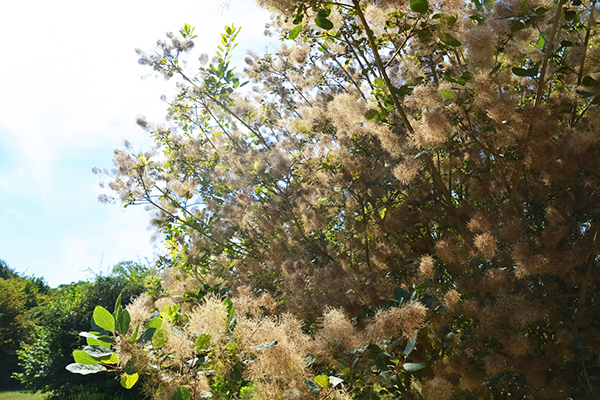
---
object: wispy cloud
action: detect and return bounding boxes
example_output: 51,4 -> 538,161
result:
0,0 -> 272,285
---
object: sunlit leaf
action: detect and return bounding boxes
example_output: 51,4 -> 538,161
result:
66,363 -> 106,375
93,306 -> 115,333
121,372 -> 139,389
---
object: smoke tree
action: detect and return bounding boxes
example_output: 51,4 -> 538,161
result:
90,0 -> 600,398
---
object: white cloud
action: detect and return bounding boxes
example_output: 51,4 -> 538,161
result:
0,0 -> 274,285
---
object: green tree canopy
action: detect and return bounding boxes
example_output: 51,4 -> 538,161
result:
0,260 -> 50,390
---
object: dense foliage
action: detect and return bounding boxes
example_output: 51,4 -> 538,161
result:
0,259 -> 50,390
16,261 -> 149,399
89,0 -> 600,398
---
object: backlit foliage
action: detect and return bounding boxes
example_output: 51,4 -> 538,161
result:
92,0 -> 600,397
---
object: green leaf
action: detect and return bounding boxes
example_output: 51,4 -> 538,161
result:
153,327 -> 168,348
121,372 -> 139,389
80,332 -> 113,347
439,33 -> 461,47
73,350 -> 100,365
365,109 -> 379,120
489,62 -> 502,75
457,72 -> 473,86
315,16 -> 333,30
95,335 -> 116,344
83,345 -> 113,358
223,297 -> 235,321
127,324 -> 140,344
394,287 -> 409,304
581,76 -> 596,87
410,0 -> 429,14
564,10 -> 577,21
119,309 -> 131,335
93,306 -> 115,333
511,67 -> 537,77
393,85 -> 413,96
535,33 -> 545,48
414,282 -> 429,293
441,90 -> 455,99
560,40 -> 573,47
576,89 -> 595,98
314,375 -> 330,389
373,77 -> 385,89
375,354 -> 390,371
443,75 -> 458,83
114,294 -> 122,321
404,330 -> 419,357
289,25 -> 302,40
252,341 -> 278,350
66,363 -> 106,375
225,342 -> 238,351
99,353 -> 120,364
418,29 -> 433,40
508,19 -> 525,32
195,333 -> 212,352
86,336 -> 111,349
172,386 -> 191,400
146,317 -> 163,330
403,362 -> 426,372
228,315 -> 237,332
125,360 -> 136,375
305,379 -> 321,394
137,328 -> 156,346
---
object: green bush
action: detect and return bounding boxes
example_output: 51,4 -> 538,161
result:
15,261 -> 149,399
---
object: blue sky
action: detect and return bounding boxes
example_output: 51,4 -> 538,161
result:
0,0 -> 273,287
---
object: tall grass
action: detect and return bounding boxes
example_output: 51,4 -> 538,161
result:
0,392 -> 43,400
57,391 -> 128,400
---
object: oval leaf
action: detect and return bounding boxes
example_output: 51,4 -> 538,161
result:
315,17 -> 334,30
137,327 -> 156,346
114,294 -> 122,321
119,309 -> 131,335
314,375 -> 330,389
73,350 -> 100,365
99,353 -> 120,364
86,336 -> 111,349
439,33 -> 462,47
121,372 -> 139,389
410,0 -> 429,13
289,25 -> 302,40
305,379 -> 321,394
403,362 -> 427,372
93,306 -> 115,333
404,330 -> 419,357
125,360 -> 136,375
373,77 -> 385,89
441,89 -> 455,99
66,363 -> 106,375
195,333 -> 212,352
83,345 -> 114,358
146,317 -> 163,330
512,67 -> 537,77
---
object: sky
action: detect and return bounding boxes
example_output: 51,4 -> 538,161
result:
0,0 -> 274,287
